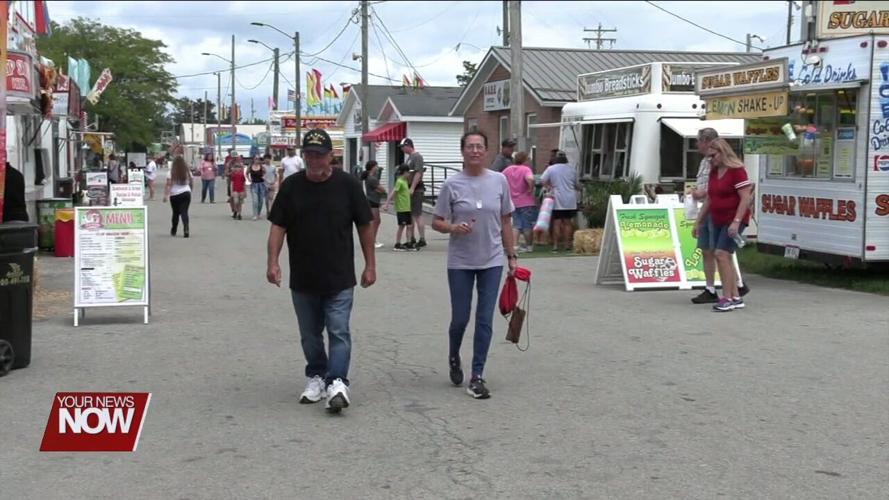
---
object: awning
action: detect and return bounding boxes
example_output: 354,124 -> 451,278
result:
362,121 -> 406,142
529,116 -> 634,129
661,117 -> 743,139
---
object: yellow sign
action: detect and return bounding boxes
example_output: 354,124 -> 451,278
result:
696,59 -> 787,97
818,1 -> 889,38
705,90 -> 789,120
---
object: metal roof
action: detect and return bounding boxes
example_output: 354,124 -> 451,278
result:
451,47 -> 761,115
388,87 -> 462,117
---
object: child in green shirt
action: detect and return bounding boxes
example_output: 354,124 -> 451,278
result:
384,165 -> 416,251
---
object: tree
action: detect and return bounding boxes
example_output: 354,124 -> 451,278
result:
37,18 -> 177,150
456,60 -> 478,87
168,97 -> 217,124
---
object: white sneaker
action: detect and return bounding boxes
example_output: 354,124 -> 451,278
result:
299,375 -> 326,404
374,241 -> 384,249
325,378 -> 350,413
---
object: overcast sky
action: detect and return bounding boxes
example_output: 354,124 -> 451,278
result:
49,0 -> 796,120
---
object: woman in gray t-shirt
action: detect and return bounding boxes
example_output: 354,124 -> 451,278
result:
432,131 -> 516,400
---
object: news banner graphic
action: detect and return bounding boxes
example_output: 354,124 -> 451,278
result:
40,392 -> 151,452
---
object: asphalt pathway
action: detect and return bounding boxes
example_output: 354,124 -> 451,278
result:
2,173 -> 887,499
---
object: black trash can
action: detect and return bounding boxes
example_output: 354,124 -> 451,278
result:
0,223 -> 38,375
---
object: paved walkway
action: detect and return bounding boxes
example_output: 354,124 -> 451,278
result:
2,175 -> 887,499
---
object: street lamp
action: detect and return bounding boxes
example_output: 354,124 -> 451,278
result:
746,34 -> 766,53
248,40 -> 280,112
455,42 -> 484,52
203,46 -> 236,145
251,22 -> 301,143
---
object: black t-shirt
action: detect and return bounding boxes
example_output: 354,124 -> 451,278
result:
269,169 -> 372,293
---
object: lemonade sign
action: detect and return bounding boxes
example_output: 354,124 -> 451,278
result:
596,195 -> 740,291
615,209 -> 681,284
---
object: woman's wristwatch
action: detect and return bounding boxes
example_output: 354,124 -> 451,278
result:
506,254 -> 518,261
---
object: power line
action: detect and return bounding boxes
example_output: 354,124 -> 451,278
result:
370,15 -> 393,82
235,60 -> 275,91
370,7 -> 423,80
323,29 -> 362,83
302,10 -> 359,57
172,51 -> 292,80
643,1 -> 762,51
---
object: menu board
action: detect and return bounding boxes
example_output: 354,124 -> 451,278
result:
74,207 -> 149,307
834,127 -> 855,179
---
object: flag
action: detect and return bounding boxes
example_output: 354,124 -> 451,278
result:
306,71 -> 317,106
413,72 -> 426,89
312,69 -> 323,107
268,96 -> 276,110
402,74 -> 411,88
341,84 -> 351,97
329,84 -> 339,99
35,0 -> 52,35
323,85 -> 333,100
287,89 -> 298,102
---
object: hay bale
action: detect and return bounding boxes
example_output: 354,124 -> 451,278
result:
573,228 -> 603,255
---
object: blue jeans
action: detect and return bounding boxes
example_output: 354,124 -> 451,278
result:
447,266 -> 503,378
290,288 -> 354,385
201,179 -> 215,202
251,182 -> 267,217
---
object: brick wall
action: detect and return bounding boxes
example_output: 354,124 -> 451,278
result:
463,63 -> 564,174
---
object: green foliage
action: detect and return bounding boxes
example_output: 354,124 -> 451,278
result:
581,173 -> 644,228
456,60 -> 478,87
38,18 -> 177,150
168,97 -> 217,125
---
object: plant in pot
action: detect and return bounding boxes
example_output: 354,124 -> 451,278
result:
577,173 -> 643,254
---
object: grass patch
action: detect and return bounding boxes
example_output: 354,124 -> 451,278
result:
737,244 -> 889,296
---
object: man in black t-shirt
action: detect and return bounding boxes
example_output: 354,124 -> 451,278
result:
267,129 -> 375,414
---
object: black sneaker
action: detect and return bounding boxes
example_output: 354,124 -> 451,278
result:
393,243 -> 406,252
417,239 -> 427,248
404,242 -> 419,251
449,356 -> 463,386
739,284 -> 751,297
466,377 -> 490,399
691,289 -> 719,304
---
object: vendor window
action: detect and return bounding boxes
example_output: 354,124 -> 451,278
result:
763,89 -> 857,180
499,115 -> 510,146
581,122 -> 632,179
660,125 -> 742,180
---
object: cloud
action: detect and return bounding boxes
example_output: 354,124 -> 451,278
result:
47,0 -> 792,119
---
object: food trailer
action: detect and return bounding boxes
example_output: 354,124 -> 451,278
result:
554,62 -> 755,190
698,32 -> 889,265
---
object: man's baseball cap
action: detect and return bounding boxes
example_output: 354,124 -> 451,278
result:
399,138 -> 414,148
302,128 -> 332,154
501,139 -> 517,147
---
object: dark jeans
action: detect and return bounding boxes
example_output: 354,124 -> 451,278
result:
170,191 -> 191,232
201,179 -> 215,202
447,266 -> 502,378
290,288 -> 354,385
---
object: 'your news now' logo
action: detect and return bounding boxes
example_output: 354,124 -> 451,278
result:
40,392 -> 151,452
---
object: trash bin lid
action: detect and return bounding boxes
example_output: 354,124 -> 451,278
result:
55,209 -> 75,222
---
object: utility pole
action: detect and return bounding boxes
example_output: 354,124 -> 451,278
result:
502,0 -> 509,46
216,72 -> 221,161
189,99 -> 195,143
786,0 -> 793,45
203,91 -> 208,148
509,0 -> 525,151
360,0 -> 371,161
800,1 -> 816,44
272,47 -> 279,110
250,97 -> 255,123
746,33 -> 753,52
294,31 -> 301,144
231,35 -> 237,147
583,23 -> 617,50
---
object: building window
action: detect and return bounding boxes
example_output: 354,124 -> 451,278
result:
761,89 -> 857,181
661,127 -> 742,180
499,115 -> 510,147
467,118 -> 479,133
581,122 -> 633,179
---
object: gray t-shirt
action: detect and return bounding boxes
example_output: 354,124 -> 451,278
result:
489,153 -> 512,172
406,151 -> 425,191
541,162 -> 578,210
364,172 -> 382,204
434,170 -> 515,270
